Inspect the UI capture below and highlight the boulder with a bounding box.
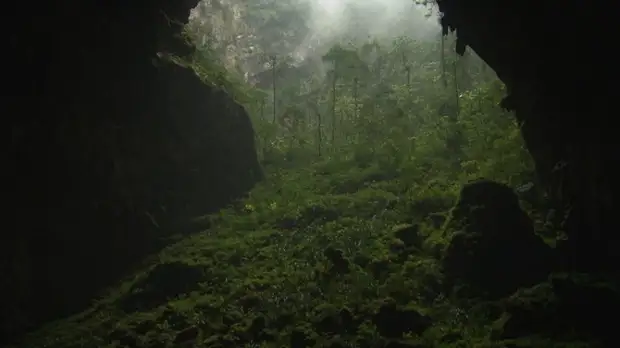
[442,179,553,298]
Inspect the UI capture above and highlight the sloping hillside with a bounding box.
[13,153,612,347]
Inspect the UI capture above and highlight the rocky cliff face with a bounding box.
[5,0,260,340]
[435,0,617,272]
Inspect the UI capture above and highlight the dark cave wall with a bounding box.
[436,0,618,271]
[6,0,261,340]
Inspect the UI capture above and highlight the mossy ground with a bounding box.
[13,159,599,348]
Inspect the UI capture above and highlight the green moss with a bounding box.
[11,156,601,348]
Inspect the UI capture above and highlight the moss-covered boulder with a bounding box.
[372,299,432,338]
[120,262,207,311]
[492,274,619,346]
[442,179,553,299]
[392,224,422,248]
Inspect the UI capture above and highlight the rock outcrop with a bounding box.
[435,0,618,272]
[5,0,260,342]
[491,274,620,346]
[442,180,552,298]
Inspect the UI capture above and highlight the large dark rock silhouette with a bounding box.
[372,300,432,338]
[5,0,261,342]
[120,262,207,312]
[435,0,618,273]
[442,179,552,299]
[491,274,620,346]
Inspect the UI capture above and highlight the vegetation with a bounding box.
[12,1,616,347]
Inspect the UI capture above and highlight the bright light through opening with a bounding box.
[316,0,344,15]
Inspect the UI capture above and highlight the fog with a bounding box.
[309,0,439,40]
[189,0,441,76]
[293,0,440,61]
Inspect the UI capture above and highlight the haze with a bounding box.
[188,0,441,77]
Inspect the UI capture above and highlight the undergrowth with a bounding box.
[13,156,591,348]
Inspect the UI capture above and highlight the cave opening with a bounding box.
[6,0,618,346]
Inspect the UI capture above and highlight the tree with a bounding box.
[184,0,532,184]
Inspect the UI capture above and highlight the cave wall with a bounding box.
[435,0,618,272]
[5,0,262,340]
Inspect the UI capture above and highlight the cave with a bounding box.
[5,0,617,344]
[6,0,262,341]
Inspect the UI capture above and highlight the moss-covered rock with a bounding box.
[120,262,208,311]
[442,179,553,299]
[492,274,619,346]
[392,224,422,248]
[372,299,432,338]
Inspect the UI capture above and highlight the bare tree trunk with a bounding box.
[271,55,277,123]
[406,66,411,87]
[331,63,337,148]
[353,77,358,120]
[317,109,322,157]
[402,51,410,87]
[453,59,459,119]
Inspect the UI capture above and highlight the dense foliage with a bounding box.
[12,1,616,348]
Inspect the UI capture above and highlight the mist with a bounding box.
[188,0,441,79]
[293,0,440,61]
[308,0,439,40]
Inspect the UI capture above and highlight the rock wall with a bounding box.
[435,0,618,272]
[5,0,261,341]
